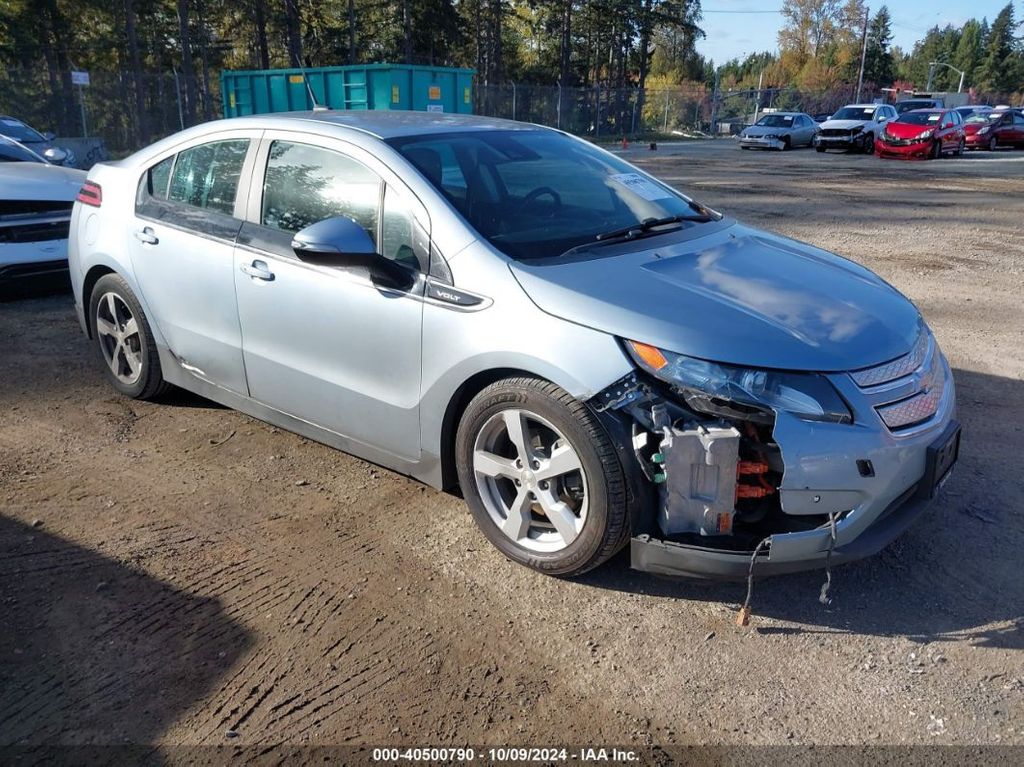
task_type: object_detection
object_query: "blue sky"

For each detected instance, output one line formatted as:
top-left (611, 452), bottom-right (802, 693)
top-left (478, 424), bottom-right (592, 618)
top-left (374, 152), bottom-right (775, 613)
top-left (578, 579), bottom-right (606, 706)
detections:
top-left (696, 1), bottom-right (1016, 65)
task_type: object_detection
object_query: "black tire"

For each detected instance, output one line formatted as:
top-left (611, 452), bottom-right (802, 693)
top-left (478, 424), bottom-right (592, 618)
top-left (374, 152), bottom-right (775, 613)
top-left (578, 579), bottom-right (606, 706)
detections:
top-left (455, 377), bottom-right (629, 577)
top-left (816, 144), bottom-right (826, 153)
top-left (988, 136), bottom-right (998, 152)
top-left (862, 133), bottom-right (875, 154)
top-left (956, 137), bottom-right (965, 157)
top-left (780, 136), bottom-right (791, 151)
top-left (88, 273), bottom-right (170, 400)
top-left (931, 140), bottom-right (942, 160)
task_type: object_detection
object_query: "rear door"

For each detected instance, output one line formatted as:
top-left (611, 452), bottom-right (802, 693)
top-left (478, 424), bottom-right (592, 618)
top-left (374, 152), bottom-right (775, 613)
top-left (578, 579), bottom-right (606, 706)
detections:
top-left (129, 131), bottom-right (260, 394)
top-left (233, 132), bottom-right (427, 460)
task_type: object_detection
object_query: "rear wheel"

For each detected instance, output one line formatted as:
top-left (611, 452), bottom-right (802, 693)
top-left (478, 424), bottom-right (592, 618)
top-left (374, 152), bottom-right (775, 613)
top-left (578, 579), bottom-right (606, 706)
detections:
top-left (89, 274), bottom-right (170, 400)
top-left (455, 377), bottom-right (629, 577)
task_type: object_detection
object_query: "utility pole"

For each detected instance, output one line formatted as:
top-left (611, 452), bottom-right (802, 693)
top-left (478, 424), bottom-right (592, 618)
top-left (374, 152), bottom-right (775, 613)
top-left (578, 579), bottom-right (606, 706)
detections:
top-left (710, 67), bottom-right (720, 135)
top-left (751, 69), bottom-right (763, 124)
top-left (855, 7), bottom-right (870, 102)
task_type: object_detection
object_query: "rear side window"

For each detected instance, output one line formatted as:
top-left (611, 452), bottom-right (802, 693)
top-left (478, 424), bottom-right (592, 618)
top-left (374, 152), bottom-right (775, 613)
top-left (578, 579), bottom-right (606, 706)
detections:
top-left (148, 156), bottom-right (174, 200)
top-left (261, 141), bottom-right (381, 240)
top-left (167, 139), bottom-right (249, 215)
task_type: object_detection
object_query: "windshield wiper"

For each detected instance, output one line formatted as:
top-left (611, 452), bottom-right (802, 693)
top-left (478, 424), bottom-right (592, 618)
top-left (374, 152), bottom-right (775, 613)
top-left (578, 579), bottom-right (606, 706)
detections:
top-left (595, 212), bottom-right (708, 242)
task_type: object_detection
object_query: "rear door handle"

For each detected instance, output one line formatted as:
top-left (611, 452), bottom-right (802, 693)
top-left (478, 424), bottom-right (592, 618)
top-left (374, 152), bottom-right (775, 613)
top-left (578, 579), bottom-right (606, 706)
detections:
top-left (134, 227), bottom-right (158, 245)
top-left (240, 260), bottom-right (275, 281)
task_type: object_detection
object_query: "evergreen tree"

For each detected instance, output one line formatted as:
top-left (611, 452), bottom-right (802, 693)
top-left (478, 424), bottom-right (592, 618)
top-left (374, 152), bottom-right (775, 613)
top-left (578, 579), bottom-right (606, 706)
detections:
top-left (976, 3), bottom-right (1019, 93)
top-left (863, 5), bottom-right (894, 86)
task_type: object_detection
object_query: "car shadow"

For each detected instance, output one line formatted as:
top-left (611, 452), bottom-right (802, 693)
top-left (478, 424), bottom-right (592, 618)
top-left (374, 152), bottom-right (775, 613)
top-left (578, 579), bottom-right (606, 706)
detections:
top-left (0, 514), bottom-right (253, 747)
top-left (580, 367), bottom-right (1024, 649)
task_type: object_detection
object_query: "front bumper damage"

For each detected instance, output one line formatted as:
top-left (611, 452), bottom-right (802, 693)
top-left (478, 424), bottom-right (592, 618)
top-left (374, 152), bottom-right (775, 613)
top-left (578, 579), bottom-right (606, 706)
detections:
top-left (739, 135), bottom-right (786, 150)
top-left (593, 340), bottom-right (959, 581)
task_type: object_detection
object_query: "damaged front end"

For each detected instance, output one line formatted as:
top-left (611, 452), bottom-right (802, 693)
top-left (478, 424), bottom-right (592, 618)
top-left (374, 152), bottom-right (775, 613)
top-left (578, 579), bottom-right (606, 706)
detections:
top-left (591, 335), bottom-right (959, 582)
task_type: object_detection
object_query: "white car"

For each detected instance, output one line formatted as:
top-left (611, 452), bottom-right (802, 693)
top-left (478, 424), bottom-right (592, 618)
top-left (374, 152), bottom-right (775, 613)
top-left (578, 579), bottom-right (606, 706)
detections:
top-left (0, 135), bottom-right (86, 296)
top-left (816, 104), bottom-right (898, 154)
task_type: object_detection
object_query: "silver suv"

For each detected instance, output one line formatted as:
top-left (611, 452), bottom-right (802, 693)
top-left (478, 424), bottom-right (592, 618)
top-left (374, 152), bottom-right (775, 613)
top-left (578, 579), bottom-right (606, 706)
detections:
top-left (68, 112), bottom-right (959, 580)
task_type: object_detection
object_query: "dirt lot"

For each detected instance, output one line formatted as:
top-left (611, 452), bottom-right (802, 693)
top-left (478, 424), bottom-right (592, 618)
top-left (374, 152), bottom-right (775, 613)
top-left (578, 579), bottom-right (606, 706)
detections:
top-left (1, 142), bottom-right (1022, 751)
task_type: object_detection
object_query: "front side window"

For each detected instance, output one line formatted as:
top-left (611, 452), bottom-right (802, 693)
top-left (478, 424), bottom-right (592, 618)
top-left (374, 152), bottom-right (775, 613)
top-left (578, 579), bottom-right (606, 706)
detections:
top-left (261, 141), bottom-right (381, 243)
top-left (167, 139), bottom-right (249, 215)
top-left (380, 184), bottom-right (423, 268)
top-left (390, 129), bottom-right (718, 260)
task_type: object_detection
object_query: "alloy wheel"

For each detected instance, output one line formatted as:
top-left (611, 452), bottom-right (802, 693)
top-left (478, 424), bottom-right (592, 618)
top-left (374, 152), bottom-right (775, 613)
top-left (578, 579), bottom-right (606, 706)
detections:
top-left (989, 136), bottom-right (998, 151)
top-left (472, 408), bottom-right (588, 553)
top-left (96, 292), bottom-right (143, 385)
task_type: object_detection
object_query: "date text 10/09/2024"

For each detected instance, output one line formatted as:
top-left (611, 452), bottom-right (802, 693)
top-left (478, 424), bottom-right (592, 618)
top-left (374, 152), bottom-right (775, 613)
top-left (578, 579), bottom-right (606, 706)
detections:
top-left (371, 747), bottom-right (640, 762)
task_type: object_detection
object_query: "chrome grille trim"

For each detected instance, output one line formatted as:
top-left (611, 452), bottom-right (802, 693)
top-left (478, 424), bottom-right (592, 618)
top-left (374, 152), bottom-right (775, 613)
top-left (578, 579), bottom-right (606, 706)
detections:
top-left (851, 332), bottom-right (929, 388)
top-left (875, 360), bottom-right (945, 430)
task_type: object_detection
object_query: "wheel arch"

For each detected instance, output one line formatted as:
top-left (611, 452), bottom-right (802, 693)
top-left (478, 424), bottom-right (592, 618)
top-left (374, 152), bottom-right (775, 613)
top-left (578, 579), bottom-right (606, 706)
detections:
top-left (438, 367), bottom-right (540, 491)
top-left (81, 264), bottom-right (116, 338)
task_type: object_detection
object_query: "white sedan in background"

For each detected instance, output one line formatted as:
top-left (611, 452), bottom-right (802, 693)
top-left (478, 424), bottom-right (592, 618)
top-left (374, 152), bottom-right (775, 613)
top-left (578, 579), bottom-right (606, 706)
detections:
top-left (0, 135), bottom-right (86, 297)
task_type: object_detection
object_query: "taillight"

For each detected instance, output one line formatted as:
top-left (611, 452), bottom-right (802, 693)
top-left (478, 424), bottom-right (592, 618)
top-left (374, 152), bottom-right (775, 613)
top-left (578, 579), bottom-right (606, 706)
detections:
top-left (76, 181), bottom-right (102, 207)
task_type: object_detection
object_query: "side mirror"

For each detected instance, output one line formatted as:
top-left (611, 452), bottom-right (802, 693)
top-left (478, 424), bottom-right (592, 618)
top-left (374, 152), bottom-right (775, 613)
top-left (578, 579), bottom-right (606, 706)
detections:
top-left (42, 131), bottom-right (56, 141)
top-left (42, 147), bottom-right (67, 164)
top-left (291, 216), bottom-right (414, 290)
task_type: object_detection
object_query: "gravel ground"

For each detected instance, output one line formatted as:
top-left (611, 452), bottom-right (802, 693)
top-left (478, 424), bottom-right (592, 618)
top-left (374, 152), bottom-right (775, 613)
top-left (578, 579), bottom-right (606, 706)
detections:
top-left (1, 140), bottom-right (1022, 750)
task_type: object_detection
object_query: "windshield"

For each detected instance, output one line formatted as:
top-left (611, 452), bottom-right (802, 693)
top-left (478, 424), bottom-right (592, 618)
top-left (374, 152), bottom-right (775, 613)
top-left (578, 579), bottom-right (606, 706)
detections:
top-left (0, 138), bottom-right (43, 163)
top-left (755, 114), bottom-right (795, 128)
top-left (832, 106), bottom-right (876, 121)
top-left (966, 113), bottom-right (999, 124)
top-left (0, 117), bottom-right (46, 143)
top-left (896, 100), bottom-right (936, 114)
top-left (388, 129), bottom-right (718, 260)
top-left (896, 111), bottom-right (943, 126)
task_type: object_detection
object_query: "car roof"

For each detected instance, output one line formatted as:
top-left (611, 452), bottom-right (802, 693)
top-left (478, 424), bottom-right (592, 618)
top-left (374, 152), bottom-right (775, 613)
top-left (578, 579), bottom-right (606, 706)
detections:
top-left (840, 104), bottom-right (881, 109)
top-left (223, 110), bottom-right (545, 140)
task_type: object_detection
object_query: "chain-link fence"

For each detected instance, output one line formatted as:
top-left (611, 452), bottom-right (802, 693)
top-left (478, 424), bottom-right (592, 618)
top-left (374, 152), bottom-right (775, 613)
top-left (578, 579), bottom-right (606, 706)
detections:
top-left (2, 66), bottom-right (977, 165)
top-left (1, 66), bottom-right (220, 159)
top-left (476, 83), bottom-right (712, 138)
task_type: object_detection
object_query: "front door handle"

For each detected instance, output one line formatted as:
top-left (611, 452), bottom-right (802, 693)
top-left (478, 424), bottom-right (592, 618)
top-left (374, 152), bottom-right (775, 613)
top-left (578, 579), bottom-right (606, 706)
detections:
top-left (240, 260), bottom-right (275, 282)
top-left (134, 227), bottom-right (158, 245)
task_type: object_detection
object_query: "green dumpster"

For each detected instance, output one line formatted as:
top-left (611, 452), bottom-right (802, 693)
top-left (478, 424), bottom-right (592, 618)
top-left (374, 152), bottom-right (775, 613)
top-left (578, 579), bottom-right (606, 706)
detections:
top-left (221, 64), bottom-right (475, 118)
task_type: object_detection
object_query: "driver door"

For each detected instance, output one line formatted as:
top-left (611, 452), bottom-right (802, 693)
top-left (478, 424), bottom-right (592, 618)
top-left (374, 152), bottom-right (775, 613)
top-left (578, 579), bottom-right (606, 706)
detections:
top-left (233, 134), bottom-right (428, 461)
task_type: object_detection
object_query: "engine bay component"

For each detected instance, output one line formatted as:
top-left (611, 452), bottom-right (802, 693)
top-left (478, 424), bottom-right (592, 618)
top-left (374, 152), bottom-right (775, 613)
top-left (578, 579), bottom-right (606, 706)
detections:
top-left (658, 423), bottom-right (741, 536)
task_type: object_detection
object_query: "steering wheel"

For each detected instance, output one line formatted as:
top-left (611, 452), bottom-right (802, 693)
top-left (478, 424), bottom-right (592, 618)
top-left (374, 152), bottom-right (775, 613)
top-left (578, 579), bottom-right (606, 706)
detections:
top-left (516, 186), bottom-right (562, 217)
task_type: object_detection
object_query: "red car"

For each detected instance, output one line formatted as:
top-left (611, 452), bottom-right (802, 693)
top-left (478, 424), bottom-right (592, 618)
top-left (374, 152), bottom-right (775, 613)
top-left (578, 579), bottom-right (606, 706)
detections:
top-left (964, 110), bottom-right (1024, 151)
top-left (875, 108), bottom-right (966, 159)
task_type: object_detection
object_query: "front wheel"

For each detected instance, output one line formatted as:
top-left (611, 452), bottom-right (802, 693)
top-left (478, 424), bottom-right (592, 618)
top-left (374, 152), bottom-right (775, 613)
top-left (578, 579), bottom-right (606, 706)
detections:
top-left (89, 274), bottom-right (170, 400)
top-left (931, 140), bottom-right (942, 160)
top-left (455, 377), bottom-right (629, 577)
top-left (780, 137), bottom-right (791, 151)
top-left (956, 137), bottom-right (965, 156)
top-left (862, 133), bottom-right (875, 154)
top-left (988, 136), bottom-right (998, 152)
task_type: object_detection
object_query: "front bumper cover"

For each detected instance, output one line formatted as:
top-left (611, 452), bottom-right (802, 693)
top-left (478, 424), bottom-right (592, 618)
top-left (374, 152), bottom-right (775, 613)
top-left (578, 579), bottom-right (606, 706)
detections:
top-left (627, 350), bottom-right (958, 580)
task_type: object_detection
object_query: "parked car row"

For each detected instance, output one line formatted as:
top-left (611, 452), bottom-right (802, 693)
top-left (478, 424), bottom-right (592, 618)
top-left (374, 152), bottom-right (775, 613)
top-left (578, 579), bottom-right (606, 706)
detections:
top-left (0, 115), bottom-right (78, 167)
top-left (0, 135), bottom-right (86, 297)
top-left (737, 103), bottom-right (1024, 160)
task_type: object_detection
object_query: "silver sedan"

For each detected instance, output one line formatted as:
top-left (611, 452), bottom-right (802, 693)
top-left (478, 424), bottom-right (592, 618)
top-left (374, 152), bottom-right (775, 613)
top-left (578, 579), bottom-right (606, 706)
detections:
top-left (738, 112), bottom-right (819, 150)
top-left (68, 112), bottom-right (958, 582)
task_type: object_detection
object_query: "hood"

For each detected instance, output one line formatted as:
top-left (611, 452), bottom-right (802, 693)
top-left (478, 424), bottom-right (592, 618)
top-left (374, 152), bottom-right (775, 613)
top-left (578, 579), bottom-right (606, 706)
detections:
top-left (509, 223), bottom-right (922, 372)
top-left (963, 122), bottom-right (993, 135)
top-left (743, 125), bottom-right (790, 137)
top-left (821, 119), bottom-right (870, 131)
top-left (0, 162), bottom-right (86, 201)
top-left (884, 121), bottom-right (937, 139)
